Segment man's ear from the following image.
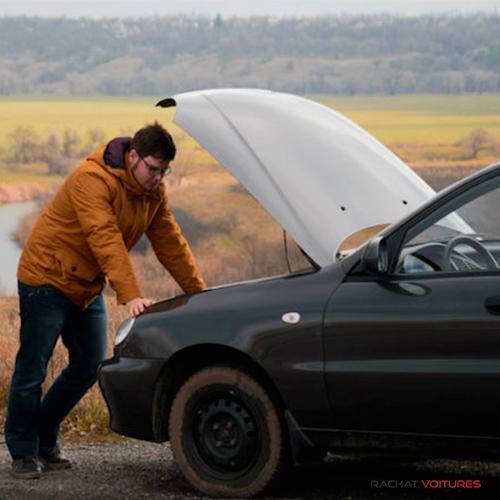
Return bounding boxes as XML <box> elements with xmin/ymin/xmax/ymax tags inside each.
<box><xmin>129</xmin><ymin>149</ymin><xmax>139</xmax><ymax>164</ymax></box>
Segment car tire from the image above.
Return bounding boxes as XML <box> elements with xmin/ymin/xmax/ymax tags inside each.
<box><xmin>169</xmin><ymin>365</ymin><xmax>284</xmax><ymax>497</ymax></box>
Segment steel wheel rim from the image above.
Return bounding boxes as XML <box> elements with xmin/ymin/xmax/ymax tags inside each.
<box><xmin>192</xmin><ymin>392</ymin><xmax>259</xmax><ymax>474</ymax></box>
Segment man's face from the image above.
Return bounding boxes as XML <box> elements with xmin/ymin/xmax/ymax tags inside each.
<box><xmin>129</xmin><ymin>149</ymin><xmax>171</xmax><ymax>191</ymax></box>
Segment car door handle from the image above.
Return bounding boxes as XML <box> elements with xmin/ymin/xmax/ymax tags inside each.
<box><xmin>485</xmin><ymin>296</ymin><xmax>500</xmax><ymax>315</ymax></box>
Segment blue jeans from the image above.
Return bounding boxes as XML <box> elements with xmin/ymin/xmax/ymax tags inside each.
<box><xmin>5</xmin><ymin>282</ymin><xmax>107</xmax><ymax>459</ymax></box>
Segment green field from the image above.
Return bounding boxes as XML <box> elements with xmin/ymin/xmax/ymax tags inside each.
<box><xmin>0</xmin><ymin>94</ymin><xmax>499</xmax><ymax>146</ymax></box>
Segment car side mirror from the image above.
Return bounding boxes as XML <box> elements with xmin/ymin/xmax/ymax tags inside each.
<box><xmin>361</xmin><ymin>236</ymin><xmax>388</xmax><ymax>275</ymax></box>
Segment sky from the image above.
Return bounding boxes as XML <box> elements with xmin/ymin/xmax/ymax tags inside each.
<box><xmin>1</xmin><ymin>0</ymin><xmax>500</xmax><ymax>18</ymax></box>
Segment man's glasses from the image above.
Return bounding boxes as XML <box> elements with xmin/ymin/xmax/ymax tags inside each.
<box><xmin>140</xmin><ymin>156</ymin><xmax>172</xmax><ymax>178</ymax></box>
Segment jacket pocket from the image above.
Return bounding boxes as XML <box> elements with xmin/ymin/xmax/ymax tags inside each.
<box><xmin>55</xmin><ymin>249</ymin><xmax>102</xmax><ymax>283</ymax></box>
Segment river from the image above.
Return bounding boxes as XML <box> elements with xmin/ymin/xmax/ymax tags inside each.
<box><xmin>0</xmin><ymin>201</ymin><xmax>35</xmax><ymax>295</ymax></box>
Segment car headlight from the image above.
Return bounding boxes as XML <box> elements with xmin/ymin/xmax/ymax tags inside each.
<box><xmin>114</xmin><ymin>316</ymin><xmax>136</xmax><ymax>347</ymax></box>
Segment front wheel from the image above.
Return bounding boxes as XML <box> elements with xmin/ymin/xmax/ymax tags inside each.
<box><xmin>169</xmin><ymin>365</ymin><xmax>284</xmax><ymax>497</ymax></box>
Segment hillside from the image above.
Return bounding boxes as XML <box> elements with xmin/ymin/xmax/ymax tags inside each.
<box><xmin>1</xmin><ymin>14</ymin><xmax>500</xmax><ymax>95</ymax></box>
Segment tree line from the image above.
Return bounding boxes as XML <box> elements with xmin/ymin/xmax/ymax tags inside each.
<box><xmin>1</xmin><ymin>125</ymin><xmax>498</xmax><ymax>178</ymax></box>
<box><xmin>1</xmin><ymin>126</ymin><xmax>107</xmax><ymax>175</ymax></box>
<box><xmin>1</xmin><ymin>14</ymin><xmax>500</xmax><ymax>95</ymax></box>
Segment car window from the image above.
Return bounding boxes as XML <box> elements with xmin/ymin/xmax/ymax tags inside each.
<box><xmin>396</xmin><ymin>180</ymin><xmax>500</xmax><ymax>275</ymax></box>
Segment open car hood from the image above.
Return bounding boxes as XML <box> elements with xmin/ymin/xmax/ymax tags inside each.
<box><xmin>158</xmin><ymin>89</ymin><xmax>435</xmax><ymax>267</ymax></box>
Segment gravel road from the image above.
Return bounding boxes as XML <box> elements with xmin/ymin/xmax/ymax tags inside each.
<box><xmin>2</xmin><ymin>439</ymin><xmax>500</xmax><ymax>500</ymax></box>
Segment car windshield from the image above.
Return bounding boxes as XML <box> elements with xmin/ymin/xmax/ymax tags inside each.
<box><xmin>397</xmin><ymin>180</ymin><xmax>500</xmax><ymax>274</ymax></box>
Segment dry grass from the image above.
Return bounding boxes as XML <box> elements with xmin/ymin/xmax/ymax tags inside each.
<box><xmin>0</xmin><ymin>182</ymin><xmax>48</xmax><ymax>204</ymax></box>
<box><xmin>412</xmin><ymin>163</ymin><xmax>487</xmax><ymax>192</ymax></box>
<box><xmin>0</xmin><ymin>295</ymin><xmax>129</xmax><ymax>443</ymax></box>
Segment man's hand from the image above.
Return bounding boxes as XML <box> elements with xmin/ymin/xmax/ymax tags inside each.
<box><xmin>126</xmin><ymin>297</ymin><xmax>155</xmax><ymax>318</ymax></box>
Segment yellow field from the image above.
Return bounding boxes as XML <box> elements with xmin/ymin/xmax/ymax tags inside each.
<box><xmin>344</xmin><ymin>112</ymin><xmax>500</xmax><ymax>143</ymax></box>
<box><xmin>1</xmin><ymin>94</ymin><xmax>499</xmax><ymax>146</ymax></box>
<box><xmin>311</xmin><ymin>94</ymin><xmax>500</xmax><ymax>143</ymax></box>
<box><xmin>0</xmin><ymin>98</ymin><xmax>178</xmax><ymax>145</ymax></box>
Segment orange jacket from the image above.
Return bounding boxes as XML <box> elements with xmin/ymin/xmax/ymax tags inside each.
<box><xmin>18</xmin><ymin>138</ymin><xmax>206</xmax><ymax>308</ymax></box>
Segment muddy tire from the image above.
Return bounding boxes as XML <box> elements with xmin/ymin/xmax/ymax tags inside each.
<box><xmin>169</xmin><ymin>365</ymin><xmax>284</xmax><ymax>497</ymax></box>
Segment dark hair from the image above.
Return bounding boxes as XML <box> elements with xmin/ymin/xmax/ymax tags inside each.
<box><xmin>130</xmin><ymin>122</ymin><xmax>176</xmax><ymax>161</ymax></box>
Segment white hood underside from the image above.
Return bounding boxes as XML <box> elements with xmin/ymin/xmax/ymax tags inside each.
<box><xmin>159</xmin><ymin>89</ymin><xmax>436</xmax><ymax>267</ymax></box>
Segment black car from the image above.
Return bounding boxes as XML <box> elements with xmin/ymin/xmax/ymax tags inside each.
<box><xmin>99</xmin><ymin>89</ymin><xmax>500</xmax><ymax>497</ymax></box>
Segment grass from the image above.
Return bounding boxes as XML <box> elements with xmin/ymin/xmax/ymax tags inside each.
<box><xmin>0</xmin><ymin>93</ymin><xmax>499</xmax><ymax>146</ymax></box>
<box><xmin>0</xmin><ymin>98</ymin><xmax>177</xmax><ymax>146</ymax></box>
<box><xmin>0</xmin><ymin>295</ymin><xmax>129</xmax><ymax>443</ymax></box>
<box><xmin>0</xmin><ymin>162</ymin><xmax>62</xmax><ymax>185</ymax></box>
<box><xmin>311</xmin><ymin>93</ymin><xmax>500</xmax><ymax>115</ymax></box>
<box><xmin>347</xmin><ymin>112</ymin><xmax>500</xmax><ymax>143</ymax></box>
<box><xmin>310</xmin><ymin>94</ymin><xmax>500</xmax><ymax>143</ymax></box>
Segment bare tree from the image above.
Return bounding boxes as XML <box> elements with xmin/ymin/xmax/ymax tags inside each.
<box><xmin>83</xmin><ymin>128</ymin><xmax>107</xmax><ymax>154</ymax></box>
<box><xmin>61</xmin><ymin>128</ymin><xmax>83</xmax><ymax>158</ymax></box>
<box><xmin>457</xmin><ymin>128</ymin><xmax>499</xmax><ymax>160</ymax></box>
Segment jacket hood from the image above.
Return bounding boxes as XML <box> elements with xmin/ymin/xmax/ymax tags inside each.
<box><xmin>103</xmin><ymin>136</ymin><xmax>131</xmax><ymax>171</ymax></box>
<box><xmin>88</xmin><ymin>137</ymin><xmax>154</xmax><ymax>197</ymax></box>
<box><xmin>158</xmin><ymin>89</ymin><xmax>437</xmax><ymax>267</ymax></box>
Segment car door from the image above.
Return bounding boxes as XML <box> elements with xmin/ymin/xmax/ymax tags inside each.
<box><xmin>323</xmin><ymin>173</ymin><xmax>500</xmax><ymax>438</ymax></box>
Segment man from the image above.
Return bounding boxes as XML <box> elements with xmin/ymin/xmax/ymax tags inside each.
<box><xmin>5</xmin><ymin>122</ymin><xmax>206</xmax><ymax>479</ymax></box>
